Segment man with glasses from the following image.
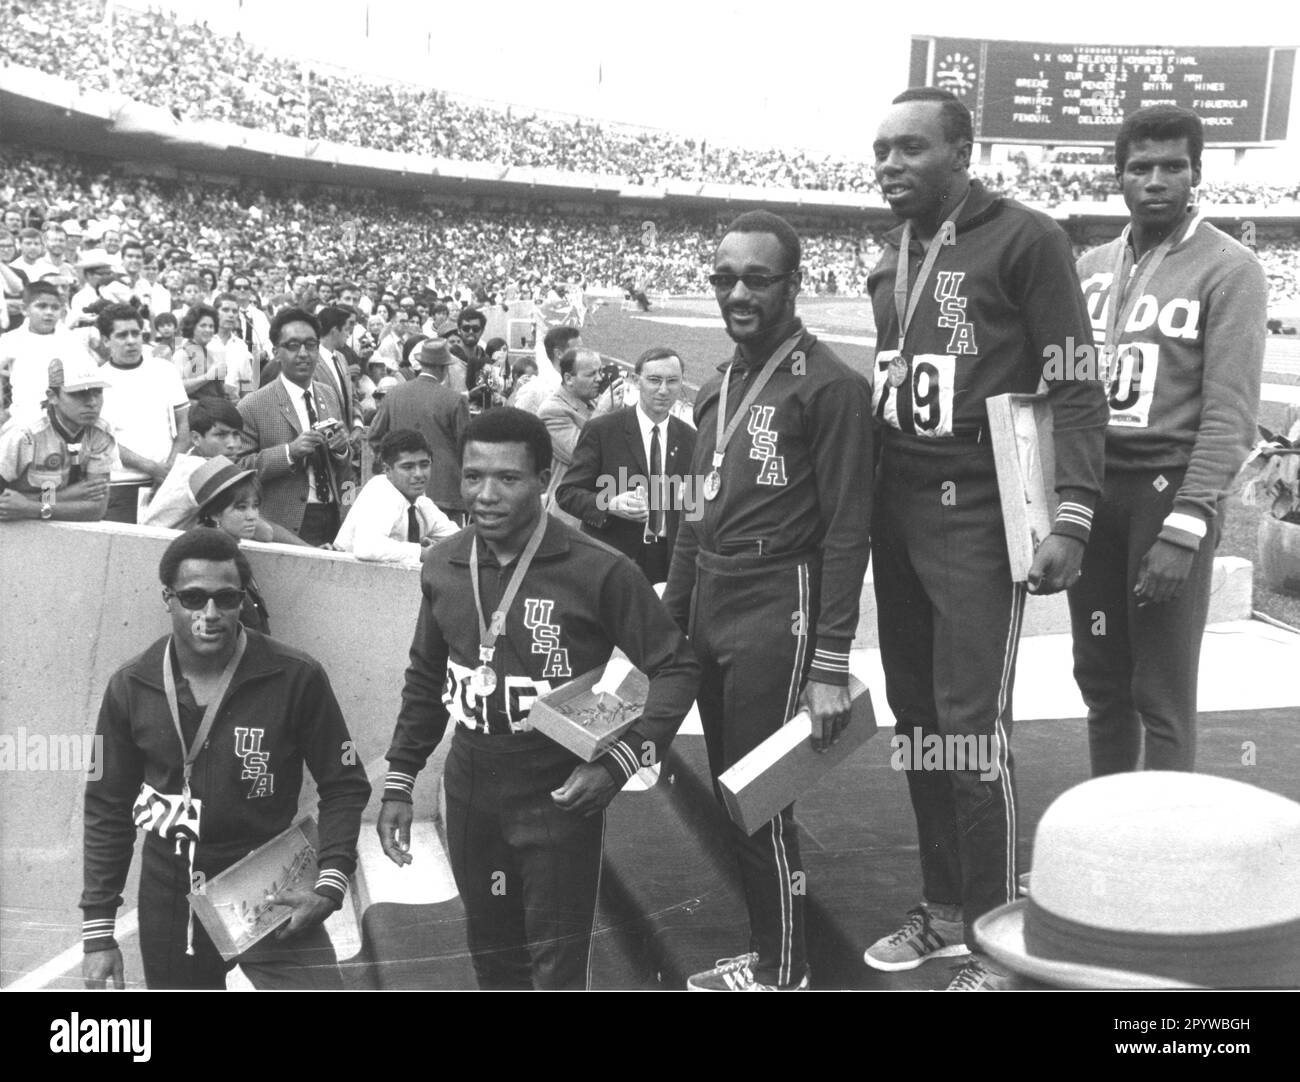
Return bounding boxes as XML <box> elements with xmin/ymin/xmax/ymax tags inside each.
<box><xmin>556</xmin><ymin>348</ymin><xmax>696</xmax><ymax>584</ymax></box>
<box><xmin>663</xmin><ymin>210</ymin><xmax>874</xmax><ymax>991</ymax></box>
<box><xmin>237</xmin><ymin>308</ymin><xmax>351</xmax><ymax>545</ymax></box>
<box><xmin>231</xmin><ymin>273</ymin><xmax>271</xmax><ymax>373</ymax></box>
<box><xmin>80</xmin><ymin>527</ymin><xmax>370</xmax><ymax>989</ymax></box>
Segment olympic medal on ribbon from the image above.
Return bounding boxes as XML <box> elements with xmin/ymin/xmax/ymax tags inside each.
<box><xmin>702</xmin><ymin>470</ymin><xmax>721</xmax><ymax>501</ymax></box>
<box><xmin>470</xmin><ymin>665</ymin><xmax>497</xmax><ymax>698</ymax></box>
<box><xmin>888</xmin><ymin>353</ymin><xmax>909</xmax><ymax>388</ymax></box>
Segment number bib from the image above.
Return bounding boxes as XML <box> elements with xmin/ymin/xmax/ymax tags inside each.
<box><xmin>443</xmin><ymin>657</ymin><xmax>551</xmax><ymax>734</ymax></box>
<box><xmin>1104</xmin><ymin>342</ymin><xmax>1160</xmax><ymax>429</ymax></box>
<box><xmin>873</xmin><ymin>351</ymin><xmax>956</xmax><ymax>437</ymax></box>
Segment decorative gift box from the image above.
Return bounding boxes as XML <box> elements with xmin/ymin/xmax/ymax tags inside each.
<box><xmin>528</xmin><ymin>652</ymin><xmax>649</xmax><ymax>762</ymax></box>
<box><xmin>718</xmin><ymin>676</ymin><xmax>876</xmax><ymax>835</ymax></box>
<box><xmin>188</xmin><ymin>816</ymin><xmax>320</xmax><ymax>962</ymax></box>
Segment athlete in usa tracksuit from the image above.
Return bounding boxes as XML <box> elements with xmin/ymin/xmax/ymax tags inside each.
<box><xmin>1072</xmin><ymin>210</ymin><xmax>1266</xmax><ymax>773</ymax></box>
<box><xmin>867</xmin><ymin>179</ymin><xmax>1108</xmax><ymax>946</ymax></box>
<box><xmin>384</xmin><ymin>517</ymin><xmax>699</xmax><ymax>990</ymax></box>
<box><xmin>663</xmin><ymin>325</ymin><xmax>874</xmax><ymax>988</ymax></box>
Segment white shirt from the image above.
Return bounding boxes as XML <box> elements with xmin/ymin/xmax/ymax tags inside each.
<box><xmin>99</xmin><ymin>357</ymin><xmax>189</xmax><ymax>483</ymax></box>
<box><xmin>333</xmin><ymin>473</ymin><xmax>459</xmax><ymax>567</ymax></box>
<box><xmin>209</xmin><ymin>333</ymin><xmax>254</xmax><ymax>399</ymax></box>
<box><xmin>1</xmin><ymin>324</ymin><xmax>81</xmax><ymax>422</ymax></box>
<box><xmin>139</xmin><ymin>450</ymin><xmax>206</xmax><ymax>528</ymax></box>
<box><xmin>279</xmin><ymin>374</ymin><xmax>334</xmax><ymax>502</ymax></box>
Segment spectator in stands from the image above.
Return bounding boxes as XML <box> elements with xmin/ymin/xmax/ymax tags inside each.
<box><xmin>457</xmin><ymin>306</ymin><xmax>488</xmax><ymax>386</ymax></box>
<box><xmin>9</xmin><ymin>227</ymin><xmax>53</xmax><ymax>282</ymax></box>
<box><xmin>66</xmin><ymin>250</ymin><xmax>121</xmax><ymax>330</ymax></box>
<box><xmin>142</xmin><ymin>398</ymin><xmax>247</xmax><ymax>530</ymax></box>
<box><xmin>1</xmin><ymin>280</ymin><xmax>79</xmax><ymax>423</ymax></box>
<box><xmin>368</xmin><ymin>338</ymin><xmax>469</xmax><ymax>525</ymax></box>
<box><xmin>538</xmin><ymin>346</ymin><xmax>612</xmax><ymax>523</ymax></box>
<box><xmin>208</xmin><ymin>293</ymin><xmax>255</xmax><ymax>401</ymax></box>
<box><xmin>0</xmin><ymin>355</ymin><xmax>115</xmax><ymax>523</ymax></box>
<box><xmin>236</xmin><ymin>307</ymin><xmax>351</xmax><ymax>545</ymax></box>
<box><xmin>512</xmin><ymin>324</ymin><xmax>580</xmax><ymax>415</ymax></box>
<box><xmin>332</xmin><ymin>428</ymin><xmax>459</xmax><ymax>567</ymax></box>
<box><xmin>150</xmin><ymin>310</ymin><xmax>178</xmax><ymax>360</ymax></box>
<box><xmin>97</xmin><ymin>303</ymin><xmax>190</xmax><ymax>523</ymax></box>
<box><xmin>174</xmin><ymin>303</ymin><xmax>227</xmax><ymax>402</ymax></box>
<box><xmin>231</xmin><ymin>272</ymin><xmax>271</xmax><ymax>366</ymax></box>
<box><xmin>41</xmin><ymin>223</ymin><xmax>70</xmax><ymax>278</ymax></box>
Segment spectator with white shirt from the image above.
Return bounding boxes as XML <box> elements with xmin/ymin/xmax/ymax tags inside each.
<box><xmin>207</xmin><ymin>293</ymin><xmax>255</xmax><ymax>401</ymax></box>
<box><xmin>332</xmin><ymin>429</ymin><xmax>460</xmax><ymax>567</ymax></box>
<box><xmin>9</xmin><ymin>227</ymin><xmax>55</xmax><ymax>283</ymax></box>
<box><xmin>1</xmin><ymin>281</ymin><xmax>82</xmax><ymax>424</ymax></box>
<box><xmin>140</xmin><ymin>398</ymin><xmax>247</xmax><ymax>530</ymax></box>
<box><xmin>96</xmin><ymin>303</ymin><xmax>190</xmax><ymax>523</ymax></box>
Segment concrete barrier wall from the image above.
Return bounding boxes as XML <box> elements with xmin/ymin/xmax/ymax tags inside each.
<box><xmin>0</xmin><ymin>521</ymin><xmax>439</xmax><ymax>983</ymax></box>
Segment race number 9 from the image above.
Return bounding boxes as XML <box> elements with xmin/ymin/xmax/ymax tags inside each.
<box><xmin>872</xmin><ymin>351</ymin><xmax>956</xmax><ymax>437</ymax></box>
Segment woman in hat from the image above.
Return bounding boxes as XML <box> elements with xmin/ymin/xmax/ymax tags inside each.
<box><xmin>173</xmin><ymin>303</ymin><xmax>226</xmax><ymax>402</ymax></box>
<box><xmin>188</xmin><ymin>457</ymin><xmax>308</xmax><ymax>633</ymax></box>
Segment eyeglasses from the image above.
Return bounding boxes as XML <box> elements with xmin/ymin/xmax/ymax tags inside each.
<box><xmin>280</xmin><ymin>338</ymin><xmax>319</xmax><ymax>353</ymax></box>
<box><xmin>166</xmin><ymin>588</ymin><xmax>246</xmax><ymax>611</ymax></box>
<box><xmin>707</xmin><ymin>274</ymin><xmax>795</xmax><ymax>296</ymax></box>
<box><xmin>708</xmin><ymin>271</ymin><xmax>798</xmax><ymax>291</ymax></box>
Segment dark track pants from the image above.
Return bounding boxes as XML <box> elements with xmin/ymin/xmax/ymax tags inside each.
<box><xmin>1067</xmin><ymin>467</ymin><xmax>1220</xmax><ymax>775</ymax></box>
<box><xmin>444</xmin><ymin>727</ymin><xmax>604</xmax><ymax>990</ymax></box>
<box><xmin>691</xmin><ymin>548</ymin><xmax>814</xmax><ymax>988</ymax></box>
<box><xmin>872</xmin><ymin>435</ymin><xmax>1022</xmax><ymax>947</ymax></box>
<box><xmin>138</xmin><ymin>834</ymin><xmax>344</xmax><ymax>990</ymax></box>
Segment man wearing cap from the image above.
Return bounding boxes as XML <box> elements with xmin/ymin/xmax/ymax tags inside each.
<box><xmin>67</xmin><ymin>250</ymin><xmax>127</xmax><ymax>330</ymax></box>
<box><xmin>0</xmin><ymin>355</ymin><xmax>116</xmax><ymax>523</ymax></box>
<box><xmin>333</xmin><ymin>428</ymin><xmax>460</xmax><ymax>567</ymax></box>
<box><xmin>236</xmin><ymin>307</ymin><xmax>351</xmax><ymax>546</ymax></box>
<box><xmin>81</xmin><ymin>527</ymin><xmax>371</xmax><ymax>989</ymax></box>
<box><xmin>368</xmin><ymin>338</ymin><xmax>469</xmax><ymax>526</ymax></box>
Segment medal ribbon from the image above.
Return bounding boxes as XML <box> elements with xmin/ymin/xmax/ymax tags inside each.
<box><xmin>1102</xmin><ymin>221</ymin><xmax>1180</xmax><ymax>357</ymax></box>
<box><xmin>713</xmin><ymin>329</ymin><xmax>805</xmax><ymax>474</ymax></box>
<box><xmin>162</xmin><ymin>629</ymin><xmax>247</xmax><ymax>807</ymax></box>
<box><xmin>469</xmin><ymin>511</ymin><xmax>550</xmax><ymax>669</ymax></box>
<box><xmin>162</xmin><ymin>628</ymin><xmax>245</xmax><ymax>955</ymax></box>
<box><xmin>892</xmin><ymin>189</ymin><xmax>970</xmax><ymax>349</ymax></box>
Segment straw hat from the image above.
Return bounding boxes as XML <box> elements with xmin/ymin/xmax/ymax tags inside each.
<box><xmin>974</xmin><ymin>772</ymin><xmax>1300</xmax><ymax>989</ymax></box>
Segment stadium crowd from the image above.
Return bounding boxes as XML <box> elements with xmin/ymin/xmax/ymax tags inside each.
<box><xmin>6</xmin><ymin>0</ymin><xmax>1300</xmax><ymax>209</ymax></box>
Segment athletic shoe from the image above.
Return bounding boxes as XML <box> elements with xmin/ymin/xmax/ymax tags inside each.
<box><xmin>945</xmin><ymin>954</ymin><xmax>1015</xmax><ymax>991</ymax></box>
<box><xmin>863</xmin><ymin>905</ymin><xmax>969</xmax><ymax>971</ymax></box>
<box><xmin>686</xmin><ymin>953</ymin><xmax>810</xmax><ymax>991</ymax></box>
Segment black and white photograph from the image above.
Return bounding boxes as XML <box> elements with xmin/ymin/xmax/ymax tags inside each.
<box><xmin>0</xmin><ymin>0</ymin><xmax>1296</xmax><ymax>1048</ymax></box>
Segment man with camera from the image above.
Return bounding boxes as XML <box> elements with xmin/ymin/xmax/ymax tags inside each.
<box><xmin>237</xmin><ymin>307</ymin><xmax>351</xmax><ymax>545</ymax></box>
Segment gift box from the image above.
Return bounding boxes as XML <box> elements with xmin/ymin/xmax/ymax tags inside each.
<box><xmin>718</xmin><ymin>676</ymin><xmax>877</xmax><ymax>835</ymax></box>
<box><xmin>986</xmin><ymin>393</ymin><xmax>1059</xmax><ymax>582</ymax></box>
<box><xmin>527</xmin><ymin>651</ymin><xmax>649</xmax><ymax>762</ymax></box>
<box><xmin>188</xmin><ymin>817</ymin><xmax>320</xmax><ymax>962</ymax></box>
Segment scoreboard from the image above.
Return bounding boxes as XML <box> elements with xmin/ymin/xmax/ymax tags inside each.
<box><xmin>909</xmin><ymin>37</ymin><xmax>1295</xmax><ymax>145</ymax></box>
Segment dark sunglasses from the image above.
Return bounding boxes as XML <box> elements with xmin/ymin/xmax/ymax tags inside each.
<box><xmin>708</xmin><ymin>270</ymin><xmax>798</xmax><ymax>291</ymax></box>
<box><xmin>166</xmin><ymin>588</ymin><xmax>246</xmax><ymax>611</ymax></box>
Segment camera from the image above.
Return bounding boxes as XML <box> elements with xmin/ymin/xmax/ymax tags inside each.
<box><xmin>312</xmin><ymin>418</ymin><xmax>343</xmax><ymax>436</ymax></box>
<box><xmin>595</xmin><ymin>361</ymin><xmax>625</xmax><ymax>395</ymax></box>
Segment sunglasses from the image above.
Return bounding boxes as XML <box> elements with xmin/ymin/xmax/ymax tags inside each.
<box><xmin>708</xmin><ymin>271</ymin><xmax>798</xmax><ymax>291</ymax></box>
<box><xmin>166</xmin><ymin>588</ymin><xmax>246</xmax><ymax>611</ymax></box>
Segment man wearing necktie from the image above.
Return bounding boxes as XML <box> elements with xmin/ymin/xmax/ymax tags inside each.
<box><xmin>556</xmin><ymin>348</ymin><xmax>696</xmax><ymax>584</ymax></box>
<box><xmin>331</xmin><ymin>428</ymin><xmax>459</xmax><ymax>566</ymax></box>
<box><xmin>237</xmin><ymin>308</ymin><xmax>351</xmax><ymax>545</ymax></box>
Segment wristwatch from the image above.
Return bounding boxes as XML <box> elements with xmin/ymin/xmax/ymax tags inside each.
<box><xmin>40</xmin><ymin>500</ymin><xmax>53</xmax><ymax>520</ymax></box>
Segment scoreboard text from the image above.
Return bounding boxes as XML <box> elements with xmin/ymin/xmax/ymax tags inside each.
<box><xmin>909</xmin><ymin>38</ymin><xmax>1294</xmax><ymax>145</ymax></box>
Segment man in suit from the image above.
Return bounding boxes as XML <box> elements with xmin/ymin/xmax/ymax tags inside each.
<box><xmin>537</xmin><ymin>347</ymin><xmax>618</xmax><ymax>527</ymax></box>
<box><xmin>367</xmin><ymin>337</ymin><xmax>469</xmax><ymax>524</ymax></box>
<box><xmin>556</xmin><ymin>348</ymin><xmax>696</xmax><ymax>583</ymax></box>
<box><xmin>237</xmin><ymin>307</ymin><xmax>351</xmax><ymax>545</ymax></box>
